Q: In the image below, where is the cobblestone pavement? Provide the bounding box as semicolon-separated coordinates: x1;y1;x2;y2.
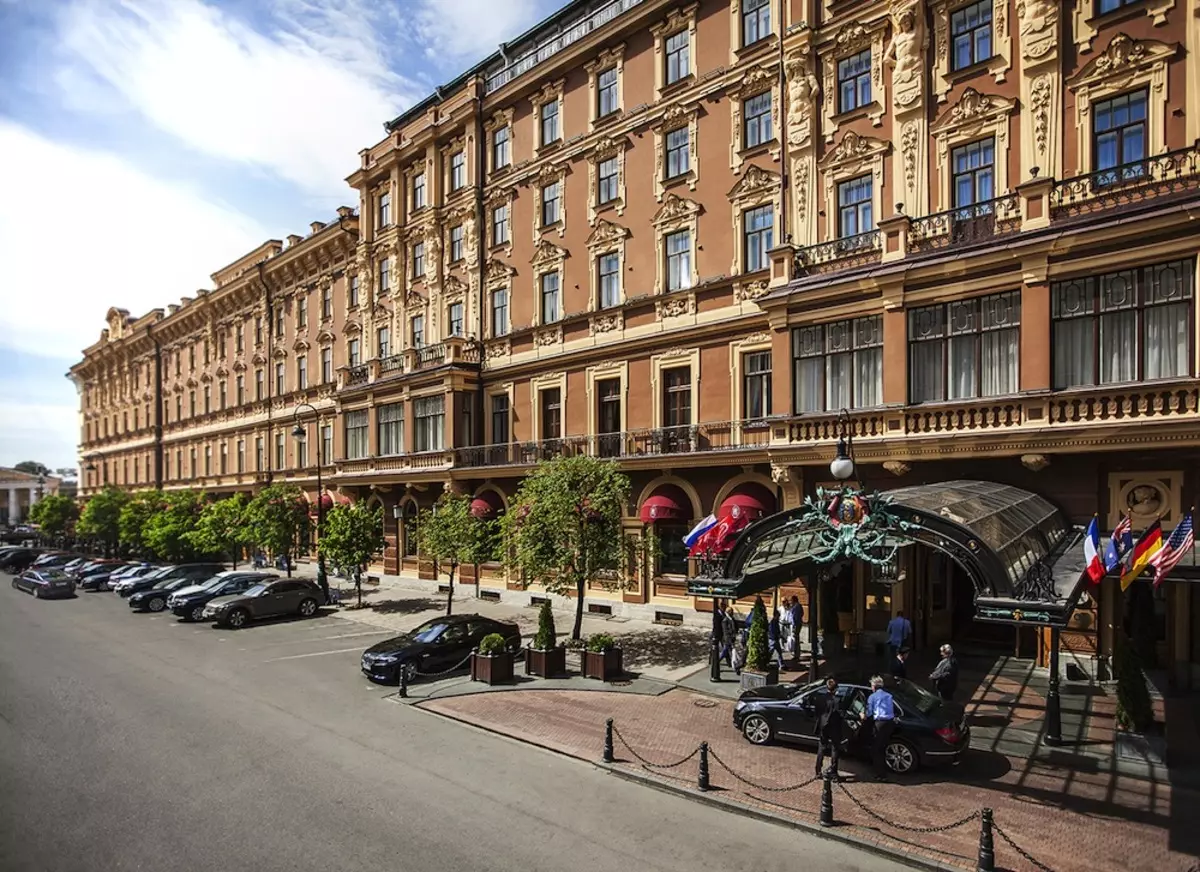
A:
421;688;1200;872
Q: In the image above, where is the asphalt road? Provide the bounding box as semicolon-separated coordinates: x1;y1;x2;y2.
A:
0;579;906;872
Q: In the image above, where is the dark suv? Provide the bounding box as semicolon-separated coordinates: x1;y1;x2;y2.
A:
167;571;276;622
202;578;324;628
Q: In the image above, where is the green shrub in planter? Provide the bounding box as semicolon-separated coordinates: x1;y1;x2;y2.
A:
1115;632;1153;733
534;599;557;651
587;633;616;653
478;633;507;656
746;596;770;671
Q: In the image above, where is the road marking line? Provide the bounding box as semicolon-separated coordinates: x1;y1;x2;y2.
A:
264;646;366;662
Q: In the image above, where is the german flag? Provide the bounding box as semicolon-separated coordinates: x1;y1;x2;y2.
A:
1120;520;1163;591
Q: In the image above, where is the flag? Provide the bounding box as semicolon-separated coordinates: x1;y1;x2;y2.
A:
688;512;750;557
1150;512;1194;587
1083;517;1105;583
1120;520;1163;591
683;514;718;549
1103;513;1132;572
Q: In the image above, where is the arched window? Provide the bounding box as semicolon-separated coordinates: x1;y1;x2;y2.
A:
403;502;419;558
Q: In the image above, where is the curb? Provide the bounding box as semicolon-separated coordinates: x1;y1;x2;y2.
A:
411;700;969;872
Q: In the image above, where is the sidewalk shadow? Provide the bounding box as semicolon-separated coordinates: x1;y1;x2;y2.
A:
618;627;711;671
359;597;444;616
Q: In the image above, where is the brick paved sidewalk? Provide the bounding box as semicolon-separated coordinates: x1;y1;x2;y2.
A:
421;688;1200;872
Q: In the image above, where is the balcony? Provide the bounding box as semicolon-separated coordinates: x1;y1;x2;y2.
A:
337;450;454;476
909;194;1021;254
795;230;881;276
1050;145;1200;220
338;337;482;391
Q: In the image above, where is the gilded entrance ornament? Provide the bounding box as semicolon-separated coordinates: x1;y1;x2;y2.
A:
787;487;917;568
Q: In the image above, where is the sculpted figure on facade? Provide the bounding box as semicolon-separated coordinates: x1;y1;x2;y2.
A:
886;1;926;110
785;53;819;147
1016;0;1057;60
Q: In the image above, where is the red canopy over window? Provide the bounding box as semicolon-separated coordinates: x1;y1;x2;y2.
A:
718;483;775;522
469;490;505;519
639;485;691;523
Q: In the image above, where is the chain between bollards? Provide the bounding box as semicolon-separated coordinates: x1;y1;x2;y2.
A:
697;742;710;791
819;772;835;827
603;718;615;764
977;807;995;872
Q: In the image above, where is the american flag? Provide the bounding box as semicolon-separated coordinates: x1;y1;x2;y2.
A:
1151;511;1194;587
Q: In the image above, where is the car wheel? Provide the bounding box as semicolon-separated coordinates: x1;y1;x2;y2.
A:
297;597;318;618
147;596;166;612
32;586;41;599
190;605;206;622
885;739;919;775
225;608;248;629
741;714;773;745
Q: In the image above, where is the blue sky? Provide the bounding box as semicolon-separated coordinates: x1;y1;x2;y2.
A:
0;0;565;472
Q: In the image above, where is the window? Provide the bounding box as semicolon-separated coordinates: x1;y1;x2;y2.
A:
254;319;263;347
491;288;509;336
540;99;560;146
541;181;561;226
255;369;264;401
378;191;391;227
837;50;872;113
909;291;1021;402
596;378;622;457
377;327;390;359
345;410;369;459
448;302;464;337
321;347;333;383
662;367;691;428
598;157;619;205
235;327;243;354
793;316;883;412
297;356;307;390
236;374;245;405
175;352;181;376
666;127;690;178
951;139;995;208
189;390;196;417
450;225;464;262
598;253;620;309
540;388;562;439
411;315;425;348
255;437;265;471
741;0;771;46
275;306;285;335
1098;0;1137;12
666;229;692;291
378;403;404;456
540;273;561;323
414;395;445;451
203;445;211;476
275;433;286;470
275;361;286;395
296;433;307;468
743;351;772;418
189;447;197;478
450;151;466;190
1052;259;1194;388
493;126;511;169
1093;90;1148;178
322;285;333;319
349;274;360;307
491;204;509;245
665;30;689;85
174;450;181;481
951;1;992;71
412;173;426;210
491;394;510;443
189;344;196;371
220;443;228;475
203;385;211;414
297;300;307;328
837;175;873;237
237;439;245;473
743;92;773;148
219;381;227;410
743;205;773;272
412;242;425;278
321;424;333;467
348;338;361;367
597;67;618;117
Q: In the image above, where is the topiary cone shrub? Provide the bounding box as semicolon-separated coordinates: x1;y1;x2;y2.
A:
527;599;566;679
1115;632;1153;733
746;596;770;671
534;599;557;650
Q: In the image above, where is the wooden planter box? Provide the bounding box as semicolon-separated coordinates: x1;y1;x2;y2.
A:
739;666;779;693
584;648;623;681
526;645;567;678
470;650;514;685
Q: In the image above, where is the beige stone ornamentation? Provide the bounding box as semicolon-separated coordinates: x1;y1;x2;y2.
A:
770;462;794;485
534;326;562;347
785;52;819;147
886;1;927;111
529;79;566;157
442;275;467;302
655;293;696;320
530;161;569;241
882;460;911;477
650;4;698;95
820;131;889;241
729;66;781;171
651;194;702;295
930;0;1010;101
900;121;919;195
651;103;700;202
1030;75;1052;164
590;312;623;335
1072;0;1176;55
586;134;628;225
1017;0;1057;61
930;88;1014;211
728;166;781;276
1020;454;1050;472
485;340;511;361
485;258;516;285
735;279;770;302
530;239;568;272
585;219;630;311
821;19;887;139
585;44;625;129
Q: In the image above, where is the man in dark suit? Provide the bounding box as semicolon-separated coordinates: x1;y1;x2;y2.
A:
890;648;910;680
813;677;844;780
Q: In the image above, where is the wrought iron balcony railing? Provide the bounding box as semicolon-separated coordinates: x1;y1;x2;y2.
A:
909;194;1021;254
1050;145;1200;219
795;230;881;276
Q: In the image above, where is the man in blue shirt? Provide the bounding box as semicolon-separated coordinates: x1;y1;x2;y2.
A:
885;610;912;663
865;675;896;781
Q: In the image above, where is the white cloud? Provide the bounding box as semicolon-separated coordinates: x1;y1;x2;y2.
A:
0;121;266;362
412;0;547;66
0;403;80;471
54;0;419;195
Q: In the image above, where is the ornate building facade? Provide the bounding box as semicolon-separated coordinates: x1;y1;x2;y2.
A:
71;0;1200;687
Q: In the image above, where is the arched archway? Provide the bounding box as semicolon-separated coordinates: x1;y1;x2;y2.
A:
635;475;702;521
637;478;701;579
712;473;777;518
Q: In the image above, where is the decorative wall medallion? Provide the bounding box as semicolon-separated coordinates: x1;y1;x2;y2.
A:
882;460;911;477
734;280;769;302
900;121;919;191
655;293;695;319
486;341;510;360
1016;0;1057;60
590;313;622;334
535;327;562;347
1020;454;1050;472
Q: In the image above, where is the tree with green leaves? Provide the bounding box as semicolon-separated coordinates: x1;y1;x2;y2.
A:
76;487;129;554
14;461;50;476
187;495;251;568
319;501;385;607
245;484;309;579
119;492;162;556
500;454;631;640
418;490;493;616
746;596;771;672
28;494;78;537
144;490;211;563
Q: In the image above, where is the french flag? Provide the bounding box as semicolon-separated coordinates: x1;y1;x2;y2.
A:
684;514;718;550
1083;517;1105;583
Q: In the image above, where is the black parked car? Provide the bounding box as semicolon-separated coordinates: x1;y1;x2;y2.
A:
202;578;324;628
11;568;76;599
114;562;225;598
128;576;205;612
361;614;523;685
0;547;45;573
76;561;133;591
732;676;969;775
168;571;276;622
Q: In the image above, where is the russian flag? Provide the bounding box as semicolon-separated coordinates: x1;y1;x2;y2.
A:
684;514;718;549
1084;517;1105;583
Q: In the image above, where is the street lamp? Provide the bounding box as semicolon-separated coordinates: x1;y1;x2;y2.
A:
36;473;46;500
829;409;856;481
292;403;329;603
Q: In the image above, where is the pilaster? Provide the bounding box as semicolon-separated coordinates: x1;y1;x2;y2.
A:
783;29;819;245
1017;1;1062;178
887;0;929;216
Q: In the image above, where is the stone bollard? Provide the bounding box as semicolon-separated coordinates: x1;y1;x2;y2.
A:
698;742;710;791
977;808;995;872
603;718;615;764
398;663;409;699
819;772;834;827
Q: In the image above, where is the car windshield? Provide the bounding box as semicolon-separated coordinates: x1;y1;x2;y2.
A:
412;622;449;643
242;584;268;597
142;567;172;580
199;575;230;590
890;678;943;716
40;570;69;580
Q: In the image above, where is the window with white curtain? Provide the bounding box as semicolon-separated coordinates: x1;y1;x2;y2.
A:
792;316;883;412
377;403;404;456
908;291;1020;403
414;395;445;452
345;410;369;459
1052;260;1194;388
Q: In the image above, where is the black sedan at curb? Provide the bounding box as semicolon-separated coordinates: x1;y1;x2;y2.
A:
128;576;203;612
361;614;523;685
11;569;76;599
732;676;970;775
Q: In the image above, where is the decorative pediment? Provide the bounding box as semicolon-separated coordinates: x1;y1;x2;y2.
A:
105;307;131;341
530;239;568;270
272;345;288;359
734;66;774;99
316;329;336;344
834;23;871;55
818;131;890;169
653;102;699;133
486;186;515;208
592;134;627;160
1066;34;1175;91
405;289;426;307
372;304;390;320
586;218;630;251
530;78;566;108
199;372;213;382
534;161;568;187
652;193;703;226
185;376;198;388
484;108;514;132
343;320;362;336
442;275;468;299
251;352;267;366
485;259;516;284
232;360;247;373
172;383;184;394
727;165;781;203
931;88;1015;136
291;338;309;353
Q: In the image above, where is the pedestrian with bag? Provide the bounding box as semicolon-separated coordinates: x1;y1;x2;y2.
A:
788;595;805;666
721;603;737;667
865;675;896;781
930;643;959;701
885;610;912;663
813;677;844;780
768;608;785;670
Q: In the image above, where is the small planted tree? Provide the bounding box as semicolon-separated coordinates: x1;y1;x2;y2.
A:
1115;632;1154;733
144;490;210;563
118;492;161;557
418;491;486;616
534;599;557;650
76;487;129;555
245;484;309;580
319;502;385;607
500;454;630;641
746;596;771;672
28;495;78;539
187;495;251;567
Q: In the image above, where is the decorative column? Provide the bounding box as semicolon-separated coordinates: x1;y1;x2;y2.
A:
888;0;929;217
8;487;20;524
783;30;819;246
1017;2;1061;179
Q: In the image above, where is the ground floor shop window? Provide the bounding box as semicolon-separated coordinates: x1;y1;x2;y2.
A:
655;522;689;576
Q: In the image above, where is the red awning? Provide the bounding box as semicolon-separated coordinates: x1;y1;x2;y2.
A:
718;483;775;522
470;490;505;519
639;485;690;523
307;490;351;513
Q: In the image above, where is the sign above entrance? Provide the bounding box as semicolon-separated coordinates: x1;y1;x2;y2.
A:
686;578;740;598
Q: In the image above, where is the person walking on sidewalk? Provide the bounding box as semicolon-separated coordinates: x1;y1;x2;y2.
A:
890;647;910;680
768;609;785;670
787;595;804;666
710;600;726;677
886;610;912;663
721;603;737;667
865;675;896;781
930;643;959;701
813;677;844;780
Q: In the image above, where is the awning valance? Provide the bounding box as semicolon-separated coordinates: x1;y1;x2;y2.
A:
639;485;690;523
470;490;505;519
719;483;775;521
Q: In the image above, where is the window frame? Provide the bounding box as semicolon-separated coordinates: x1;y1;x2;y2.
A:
665;30;690;86
743;91;773;149
413;395;445;452
665;229;692;292
540;272;561;324
741;0;772;47
344;409;369;460
447;302;464;337
491;287;510;337
950;0;993;72
450;151;466;191
597;67;619;117
792;316;884;413
907;291;1022;403
377;402;404;456
598;252;621;309
742;204;774;273
540;99;561;147
742;350;772;419
837;49;873;114
412;173;427;211
492;126;511;170
1091;89;1149;178
541;181;561;227
837;175;874;238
